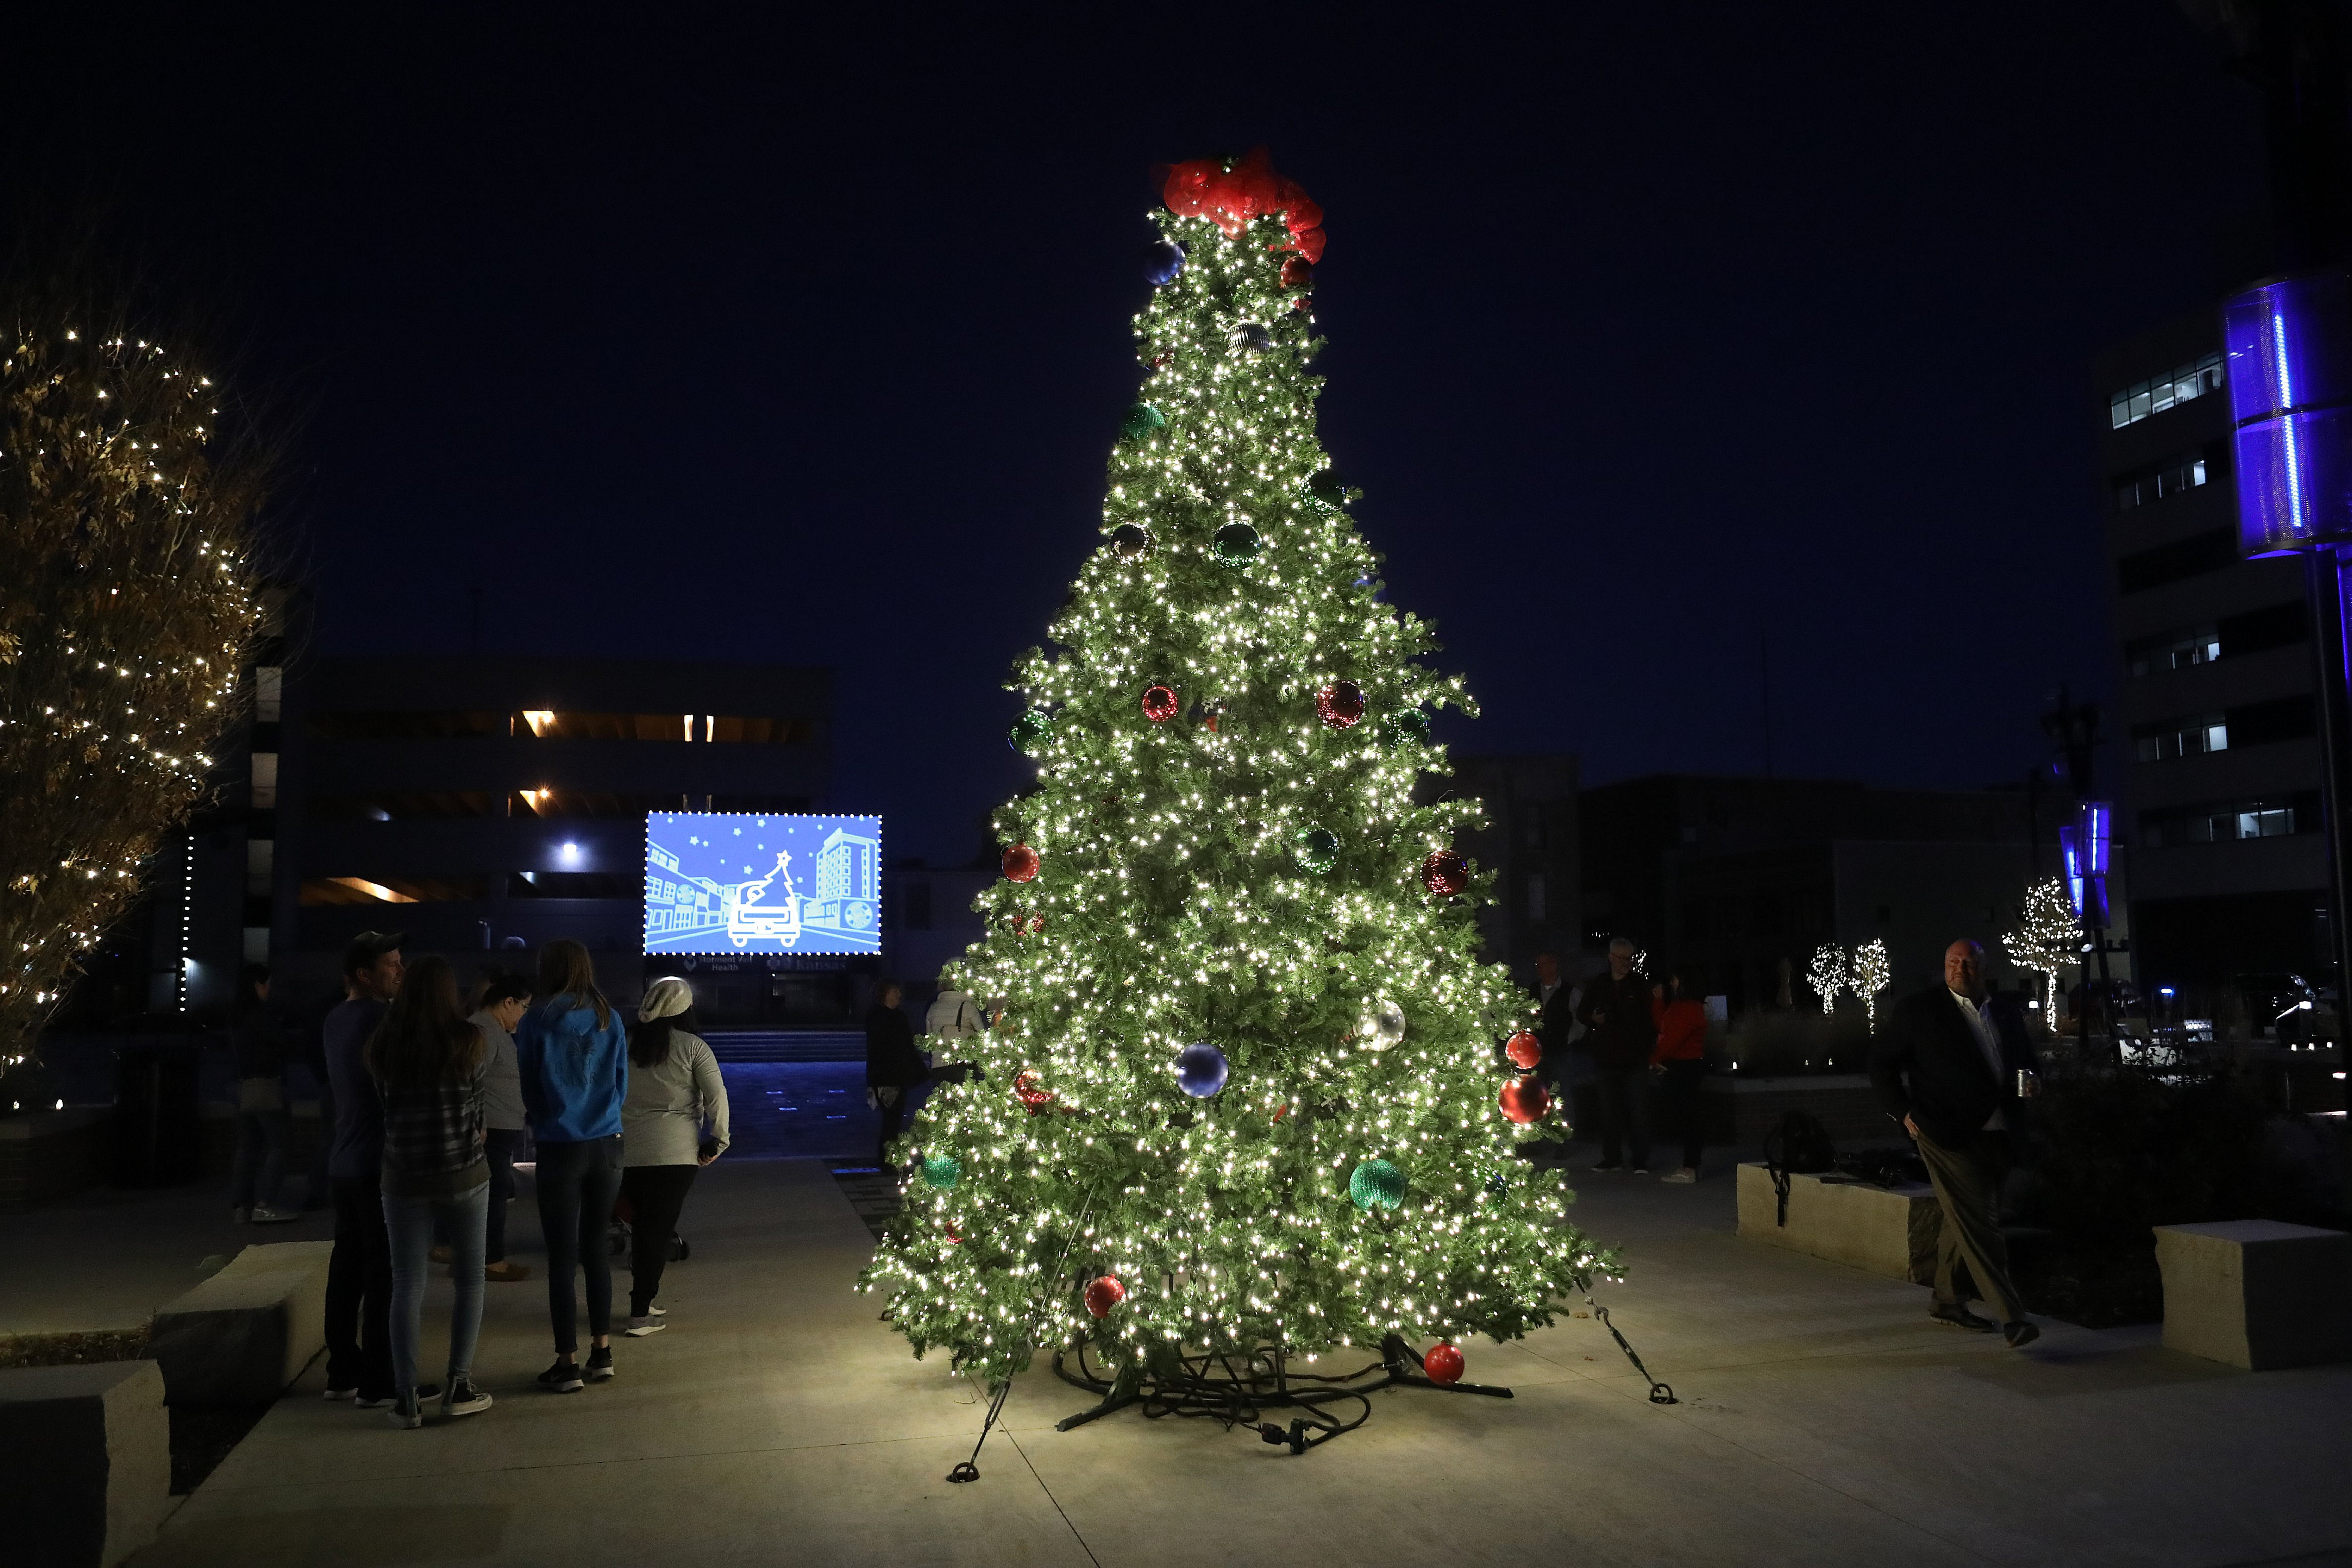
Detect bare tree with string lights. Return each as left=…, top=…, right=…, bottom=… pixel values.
left=0, top=267, right=268, bottom=1070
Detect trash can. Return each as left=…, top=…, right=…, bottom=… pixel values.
left=112, top=1042, right=204, bottom=1186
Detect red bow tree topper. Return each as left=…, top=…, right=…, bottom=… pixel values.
left=1158, top=146, right=1325, bottom=264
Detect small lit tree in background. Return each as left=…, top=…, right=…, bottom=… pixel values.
left=2004, top=877, right=2080, bottom=1024
left=0, top=274, right=267, bottom=1069
left=1805, top=943, right=1847, bottom=1015
left=1850, top=939, right=1891, bottom=1029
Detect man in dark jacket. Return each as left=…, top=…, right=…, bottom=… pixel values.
left=1574, top=938, right=1657, bottom=1172
left=1870, top=938, right=2042, bottom=1347
left=321, top=931, right=412, bottom=1405
left=864, top=979, right=927, bottom=1165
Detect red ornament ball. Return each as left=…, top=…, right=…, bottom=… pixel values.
left=1315, top=680, right=1366, bottom=729
left=1423, top=1343, right=1465, bottom=1385
left=1015, top=1070, right=1054, bottom=1115
left=1084, top=1275, right=1126, bottom=1319
left=1505, top=1030, right=1543, bottom=1070
left=1281, top=255, right=1315, bottom=290
left=1500, top=1076, right=1551, bottom=1124
left=1002, top=844, right=1040, bottom=883
left=1142, top=684, right=1180, bottom=722
left=1421, top=849, right=1469, bottom=897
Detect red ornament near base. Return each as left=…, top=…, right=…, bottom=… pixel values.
left=1015, top=1070, right=1054, bottom=1115
left=1505, top=1030, right=1542, bottom=1070
left=1002, top=844, right=1040, bottom=883
left=1499, top=1076, right=1550, bottom=1124
left=1423, top=1343, right=1465, bottom=1385
left=1084, top=1275, right=1126, bottom=1319
left=1315, top=680, right=1365, bottom=729
left=1142, top=684, right=1180, bottom=722
left=1421, top=849, right=1469, bottom=898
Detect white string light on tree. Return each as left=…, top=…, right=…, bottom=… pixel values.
left=1805, top=943, right=1847, bottom=1016
left=2003, top=877, right=2080, bottom=1023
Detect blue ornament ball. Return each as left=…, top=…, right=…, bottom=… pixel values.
left=1175, top=1041, right=1229, bottom=1098
left=1146, top=239, right=1186, bottom=285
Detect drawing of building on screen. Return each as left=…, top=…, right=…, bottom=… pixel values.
left=644, top=815, right=881, bottom=955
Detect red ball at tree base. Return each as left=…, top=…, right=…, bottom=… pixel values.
left=1421, top=849, right=1469, bottom=897
left=1423, top=1343, right=1465, bottom=1385
left=1505, top=1030, right=1542, bottom=1070
left=1085, top=1275, right=1126, bottom=1319
left=1315, top=680, right=1365, bottom=728
left=1500, top=1076, right=1550, bottom=1123
left=1002, top=844, right=1039, bottom=883
left=1142, top=684, right=1180, bottom=722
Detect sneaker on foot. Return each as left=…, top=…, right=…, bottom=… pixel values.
left=428, top=1244, right=452, bottom=1266
left=1930, top=1304, right=1999, bottom=1333
left=2003, top=1320, right=2042, bottom=1349
left=1592, top=1161, right=1623, bottom=1172
left=354, top=1391, right=395, bottom=1408
left=585, top=1345, right=615, bottom=1380
left=323, top=1385, right=357, bottom=1401
left=250, top=1206, right=301, bottom=1224
left=537, top=1360, right=585, bottom=1393
left=646, top=1305, right=666, bottom=1317
left=623, top=1315, right=666, bottom=1337
left=1661, top=1167, right=1697, bottom=1184
left=440, top=1378, right=492, bottom=1418
left=231, top=1206, right=252, bottom=1224
left=1630, top=1167, right=1650, bottom=1175
left=484, top=1261, right=532, bottom=1282
left=386, top=1395, right=422, bottom=1430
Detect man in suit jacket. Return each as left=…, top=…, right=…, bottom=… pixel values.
left=1869, top=939, right=2042, bottom=1347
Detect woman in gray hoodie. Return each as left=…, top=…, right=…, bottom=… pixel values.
left=618, top=977, right=729, bottom=1335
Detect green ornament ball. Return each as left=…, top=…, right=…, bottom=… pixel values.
left=920, top=1155, right=962, bottom=1191
left=1295, top=825, right=1339, bottom=874
left=1381, top=709, right=1431, bottom=749
left=1348, top=1158, right=1405, bottom=1211
left=1120, top=402, right=1167, bottom=441
left=1008, top=710, right=1052, bottom=756
left=1307, top=470, right=1351, bottom=508
left=1212, top=522, right=1261, bottom=566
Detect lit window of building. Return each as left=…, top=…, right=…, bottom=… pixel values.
left=2109, top=351, right=2224, bottom=428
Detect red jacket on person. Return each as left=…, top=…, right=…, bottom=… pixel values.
left=1651, top=997, right=1707, bottom=1065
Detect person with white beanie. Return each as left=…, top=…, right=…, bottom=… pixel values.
left=618, top=976, right=729, bottom=1336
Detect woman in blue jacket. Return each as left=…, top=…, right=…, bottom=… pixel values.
left=515, top=940, right=629, bottom=1391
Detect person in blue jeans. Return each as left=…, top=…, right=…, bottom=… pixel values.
left=515, top=939, right=629, bottom=1392
left=366, top=955, right=494, bottom=1428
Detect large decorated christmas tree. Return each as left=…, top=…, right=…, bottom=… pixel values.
left=860, top=150, right=1613, bottom=1438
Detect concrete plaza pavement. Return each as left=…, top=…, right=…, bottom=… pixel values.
left=36, top=1156, right=2347, bottom=1568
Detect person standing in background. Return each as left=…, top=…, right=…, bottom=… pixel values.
left=515, top=939, right=629, bottom=1392
left=864, top=979, right=925, bottom=1166
left=367, top=955, right=494, bottom=1428
left=228, top=964, right=301, bottom=1225
left=1524, top=952, right=1576, bottom=1165
left=1650, top=968, right=1709, bottom=1184
left=1574, top=937, right=1657, bottom=1174
left=322, top=931, right=426, bottom=1409
left=618, top=977, right=729, bottom=1336
left=468, top=972, right=535, bottom=1284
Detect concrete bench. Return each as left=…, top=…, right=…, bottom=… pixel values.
left=0, top=1359, right=170, bottom=1568
left=1737, top=1161, right=1941, bottom=1283
left=147, top=1238, right=333, bottom=1405
left=2153, top=1219, right=2352, bottom=1371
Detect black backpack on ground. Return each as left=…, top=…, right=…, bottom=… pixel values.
left=1762, top=1109, right=1837, bottom=1227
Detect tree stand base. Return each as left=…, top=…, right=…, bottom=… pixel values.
left=1050, top=1335, right=1510, bottom=1453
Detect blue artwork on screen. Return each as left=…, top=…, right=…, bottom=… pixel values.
left=643, top=813, right=882, bottom=956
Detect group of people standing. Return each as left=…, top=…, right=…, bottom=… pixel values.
left=1528, top=938, right=1709, bottom=1181
left=310, top=931, right=730, bottom=1427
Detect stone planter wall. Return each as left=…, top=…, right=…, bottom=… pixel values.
left=1701, top=1073, right=1893, bottom=1147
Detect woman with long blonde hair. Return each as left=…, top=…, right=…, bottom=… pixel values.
left=515, top=939, right=629, bottom=1391
left=365, top=954, right=493, bottom=1427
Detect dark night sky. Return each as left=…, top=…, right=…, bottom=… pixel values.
left=11, top=6, right=2270, bottom=863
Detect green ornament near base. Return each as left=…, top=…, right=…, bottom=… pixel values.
left=1212, top=522, right=1261, bottom=566
left=1381, top=709, right=1431, bottom=749
left=920, top=1155, right=962, bottom=1191
left=1349, top=1158, right=1405, bottom=1211
left=1121, top=403, right=1167, bottom=441
left=1008, top=710, right=1053, bottom=755
left=1296, top=825, right=1340, bottom=874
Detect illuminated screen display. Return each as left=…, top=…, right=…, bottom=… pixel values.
left=643, top=812, right=882, bottom=956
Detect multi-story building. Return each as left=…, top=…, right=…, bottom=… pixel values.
left=270, top=657, right=833, bottom=1020
left=1445, top=754, right=1581, bottom=981
left=1579, top=774, right=2078, bottom=1014
left=2096, top=316, right=2327, bottom=990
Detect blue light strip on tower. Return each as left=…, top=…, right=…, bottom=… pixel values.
left=2271, top=311, right=2308, bottom=537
